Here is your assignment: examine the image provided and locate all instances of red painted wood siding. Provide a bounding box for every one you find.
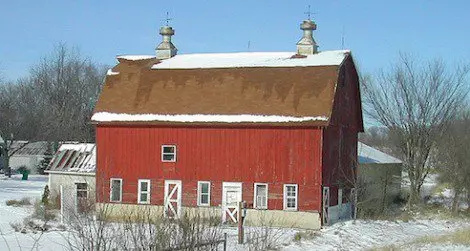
[96,126,323,212]
[322,56,361,206]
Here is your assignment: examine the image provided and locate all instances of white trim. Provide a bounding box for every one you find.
[164,180,182,218]
[197,181,211,207]
[253,183,268,209]
[138,179,151,204]
[45,170,95,176]
[161,145,177,162]
[283,184,298,211]
[110,178,123,202]
[74,182,88,213]
[222,182,243,223]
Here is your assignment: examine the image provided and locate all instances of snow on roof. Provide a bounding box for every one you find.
[358,142,402,164]
[106,69,119,76]
[91,112,329,123]
[117,55,156,61]
[47,143,96,173]
[151,50,350,69]
[13,141,49,156]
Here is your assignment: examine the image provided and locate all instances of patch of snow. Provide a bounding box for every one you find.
[358,142,402,164]
[91,112,329,123]
[106,69,119,75]
[58,143,94,152]
[117,55,156,61]
[152,50,349,69]
[284,219,470,251]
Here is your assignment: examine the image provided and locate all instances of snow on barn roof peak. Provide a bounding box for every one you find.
[151,50,350,69]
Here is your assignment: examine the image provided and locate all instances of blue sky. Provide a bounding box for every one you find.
[1,0,469,81]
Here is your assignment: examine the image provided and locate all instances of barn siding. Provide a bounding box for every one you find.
[322,56,361,207]
[96,126,323,212]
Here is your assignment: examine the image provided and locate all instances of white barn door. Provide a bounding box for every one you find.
[222,182,242,223]
[322,186,330,225]
[164,180,182,219]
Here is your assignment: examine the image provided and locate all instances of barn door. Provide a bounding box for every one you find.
[322,186,330,225]
[164,180,182,219]
[222,182,242,223]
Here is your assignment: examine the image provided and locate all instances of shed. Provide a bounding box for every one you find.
[357,142,402,214]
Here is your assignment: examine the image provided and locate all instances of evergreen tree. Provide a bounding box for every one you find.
[41,185,50,206]
[37,142,53,175]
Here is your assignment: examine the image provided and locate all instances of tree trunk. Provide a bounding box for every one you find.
[407,178,421,208]
[452,188,461,215]
[466,190,470,213]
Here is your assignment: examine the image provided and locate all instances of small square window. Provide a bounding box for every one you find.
[197,181,211,207]
[162,145,177,162]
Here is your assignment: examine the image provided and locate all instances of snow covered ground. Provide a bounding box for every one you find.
[284,219,470,251]
[0,175,65,251]
[0,175,469,250]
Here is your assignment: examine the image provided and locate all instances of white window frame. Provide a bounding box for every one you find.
[161,145,177,162]
[110,178,122,202]
[254,183,268,209]
[197,181,211,207]
[138,179,151,204]
[283,184,298,211]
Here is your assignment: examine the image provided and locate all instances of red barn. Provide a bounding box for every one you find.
[92,19,363,229]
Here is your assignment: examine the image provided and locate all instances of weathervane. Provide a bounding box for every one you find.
[304,5,315,20]
[164,11,172,26]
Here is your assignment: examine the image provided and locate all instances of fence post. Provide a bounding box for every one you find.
[238,201,244,244]
[223,233,227,251]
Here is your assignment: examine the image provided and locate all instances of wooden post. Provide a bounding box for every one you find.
[223,233,227,251]
[238,201,244,244]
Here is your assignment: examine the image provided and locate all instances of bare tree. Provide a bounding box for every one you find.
[0,44,106,143]
[433,108,470,214]
[30,43,107,142]
[362,54,470,206]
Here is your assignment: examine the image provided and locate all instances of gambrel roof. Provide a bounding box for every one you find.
[92,50,355,126]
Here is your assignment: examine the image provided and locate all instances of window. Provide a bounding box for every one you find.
[138,179,151,204]
[254,183,268,209]
[76,183,88,199]
[197,181,210,206]
[283,184,298,210]
[162,145,177,162]
[110,178,122,202]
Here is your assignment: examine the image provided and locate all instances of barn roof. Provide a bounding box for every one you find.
[46,143,96,173]
[92,50,352,126]
[358,142,402,164]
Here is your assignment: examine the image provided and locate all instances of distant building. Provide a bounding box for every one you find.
[9,141,51,174]
[357,142,402,214]
[91,18,363,229]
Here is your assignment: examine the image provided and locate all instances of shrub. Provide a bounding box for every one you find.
[5,197,31,207]
[32,200,56,221]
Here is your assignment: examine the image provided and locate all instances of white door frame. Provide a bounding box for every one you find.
[164,180,182,219]
[322,186,330,225]
[222,182,242,223]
